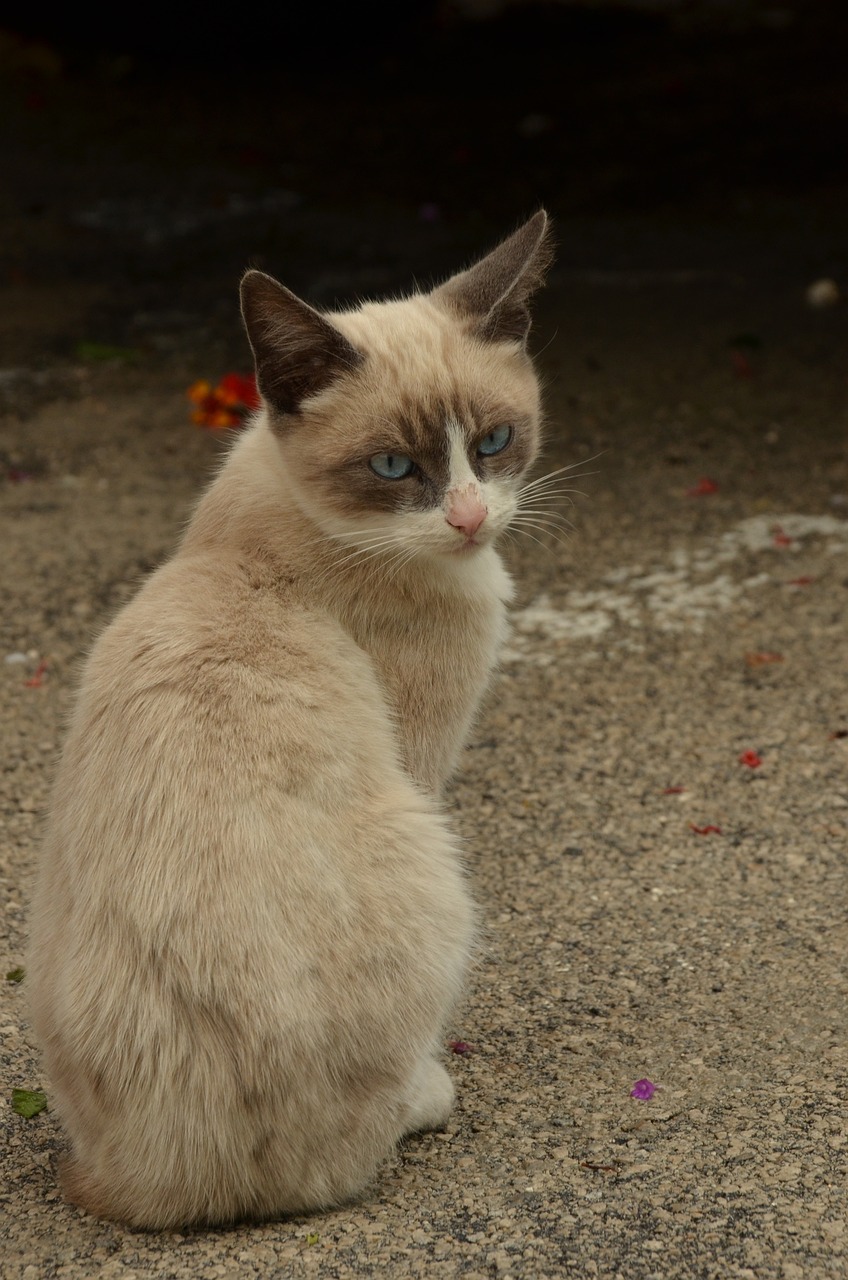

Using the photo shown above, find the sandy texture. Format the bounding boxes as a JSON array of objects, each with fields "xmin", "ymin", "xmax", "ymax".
[{"xmin": 2, "ymin": 12, "xmax": 847, "ymax": 1276}]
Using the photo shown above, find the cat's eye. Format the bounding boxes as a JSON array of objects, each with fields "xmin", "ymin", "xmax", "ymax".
[
  {"xmin": 369, "ymin": 452, "xmax": 415, "ymax": 480},
  {"xmin": 477, "ymin": 424, "xmax": 512, "ymax": 457}
]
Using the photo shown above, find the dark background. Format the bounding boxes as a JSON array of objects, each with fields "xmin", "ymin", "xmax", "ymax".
[{"xmin": 2, "ymin": 0, "xmax": 847, "ymax": 389}]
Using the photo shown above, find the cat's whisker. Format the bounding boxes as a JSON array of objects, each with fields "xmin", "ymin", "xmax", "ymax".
[
  {"xmin": 515, "ymin": 505, "xmax": 575, "ymax": 526},
  {"xmin": 516, "ymin": 499, "xmax": 576, "ymax": 517},
  {"xmin": 341, "ymin": 540, "xmax": 419, "ymax": 593},
  {"xmin": 512, "ymin": 508, "xmax": 573, "ymax": 529},
  {"xmin": 514, "ymin": 506, "xmax": 573, "ymax": 532},
  {"xmin": 518, "ymin": 489, "xmax": 589, "ymax": 510},
  {"xmin": 324, "ymin": 527, "xmax": 399, "ymax": 551},
  {"xmin": 532, "ymin": 326, "xmax": 559, "ymax": 358},
  {"xmin": 516, "ymin": 486, "xmax": 580, "ymax": 503},
  {"xmin": 515, "ymin": 488, "xmax": 588, "ymax": 509},
  {"xmin": 518, "ymin": 486, "xmax": 578, "ymax": 500},
  {"xmin": 383, "ymin": 548, "xmax": 420, "ymax": 589},
  {"xmin": 303, "ymin": 539, "xmax": 408, "ymax": 595},
  {"xmin": 517, "ymin": 478, "xmax": 595, "ymax": 501},
  {"xmin": 329, "ymin": 533, "xmax": 395, "ymax": 552},
  {"xmin": 516, "ymin": 460, "xmax": 602, "ymax": 497},
  {"xmin": 515, "ymin": 496, "xmax": 576, "ymax": 519},
  {"xmin": 346, "ymin": 536, "xmax": 421, "ymax": 585},
  {"xmin": 505, "ymin": 525, "xmax": 552, "ymax": 554},
  {"xmin": 522, "ymin": 448, "xmax": 606, "ymax": 480},
  {"xmin": 518, "ymin": 511, "xmax": 575, "ymax": 531},
  {"xmin": 312, "ymin": 546, "xmax": 405, "ymax": 592},
  {"xmin": 315, "ymin": 527, "xmax": 402, "ymax": 566},
  {"xmin": 510, "ymin": 516, "xmax": 572, "ymax": 548},
  {"xmin": 334, "ymin": 538, "xmax": 400, "ymax": 564},
  {"xmin": 309, "ymin": 546, "xmax": 392, "ymax": 582},
  {"xmin": 518, "ymin": 469, "xmax": 596, "ymax": 492}
]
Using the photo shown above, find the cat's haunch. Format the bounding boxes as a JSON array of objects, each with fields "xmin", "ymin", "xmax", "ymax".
[{"xmin": 27, "ymin": 212, "xmax": 553, "ymax": 1227}]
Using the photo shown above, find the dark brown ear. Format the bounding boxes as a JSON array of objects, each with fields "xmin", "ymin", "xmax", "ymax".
[
  {"xmin": 240, "ymin": 270, "xmax": 363, "ymax": 416},
  {"xmin": 431, "ymin": 210, "xmax": 553, "ymax": 345}
]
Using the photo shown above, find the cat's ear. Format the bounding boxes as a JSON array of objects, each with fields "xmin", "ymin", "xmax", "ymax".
[
  {"xmin": 240, "ymin": 270, "xmax": 363, "ymax": 416},
  {"xmin": 431, "ymin": 210, "xmax": 553, "ymax": 346}
]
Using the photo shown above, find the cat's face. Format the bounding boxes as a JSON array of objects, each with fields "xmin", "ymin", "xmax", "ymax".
[
  {"xmin": 240, "ymin": 211, "xmax": 552, "ymax": 571},
  {"xmin": 275, "ymin": 297, "xmax": 543, "ymax": 568}
]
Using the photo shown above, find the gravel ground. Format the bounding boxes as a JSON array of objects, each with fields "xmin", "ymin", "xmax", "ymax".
[{"xmin": 2, "ymin": 12, "xmax": 847, "ymax": 1278}]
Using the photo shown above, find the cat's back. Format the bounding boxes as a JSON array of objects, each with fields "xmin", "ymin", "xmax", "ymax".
[{"xmin": 53, "ymin": 544, "xmax": 401, "ymax": 844}]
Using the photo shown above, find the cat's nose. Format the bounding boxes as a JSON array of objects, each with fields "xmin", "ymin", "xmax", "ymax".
[{"xmin": 445, "ymin": 489, "xmax": 488, "ymax": 538}]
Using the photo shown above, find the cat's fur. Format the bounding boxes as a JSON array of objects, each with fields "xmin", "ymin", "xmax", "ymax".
[{"xmin": 27, "ymin": 212, "xmax": 552, "ymax": 1227}]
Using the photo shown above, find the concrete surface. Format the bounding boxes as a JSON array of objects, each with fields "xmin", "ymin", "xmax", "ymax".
[{"xmin": 1, "ymin": 10, "xmax": 847, "ymax": 1277}]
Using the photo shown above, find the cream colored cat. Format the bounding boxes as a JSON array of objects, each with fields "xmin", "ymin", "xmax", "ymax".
[{"xmin": 27, "ymin": 211, "xmax": 553, "ymax": 1227}]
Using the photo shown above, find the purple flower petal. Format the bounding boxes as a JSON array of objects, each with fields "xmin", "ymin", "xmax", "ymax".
[{"xmin": 630, "ymin": 1078, "xmax": 657, "ymax": 1101}]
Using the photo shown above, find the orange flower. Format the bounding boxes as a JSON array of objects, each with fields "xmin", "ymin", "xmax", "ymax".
[
  {"xmin": 187, "ymin": 373, "xmax": 260, "ymax": 429},
  {"xmin": 218, "ymin": 372, "xmax": 260, "ymax": 409},
  {"xmin": 187, "ymin": 379, "xmax": 213, "ymax": 406}
]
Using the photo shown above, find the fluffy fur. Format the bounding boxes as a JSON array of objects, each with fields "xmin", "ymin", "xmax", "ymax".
[{"xmin": 27, "ymin": 212, "xmax": 552, "ymax": 1227}]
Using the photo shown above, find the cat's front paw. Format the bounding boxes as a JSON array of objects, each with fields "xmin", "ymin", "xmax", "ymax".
[{"xmin": 402, "ymin": 1056, "xmax": 456, "ymax": 1135}]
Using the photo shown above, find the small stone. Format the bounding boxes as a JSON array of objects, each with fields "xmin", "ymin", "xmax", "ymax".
[{"xmin": 805, "ymin": 278, "xmax": 840, "ymax": 308}]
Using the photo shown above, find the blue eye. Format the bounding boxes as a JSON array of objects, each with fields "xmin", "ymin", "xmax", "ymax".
[
  {"xmin": 477, "ymin": 424, "xmax": 512, "ymax": 457},
  {"xmin": 369, "ymin": 452, "xmax": 414, "ymax": 480}
]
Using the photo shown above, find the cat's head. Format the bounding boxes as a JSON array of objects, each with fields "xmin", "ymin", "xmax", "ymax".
[{"xmin": 240, "ymin": 212, "xmax": 552, "ymax": 570}]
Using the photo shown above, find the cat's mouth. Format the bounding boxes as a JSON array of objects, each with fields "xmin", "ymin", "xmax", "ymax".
[{"xmin": 450, "ymin": 536, "xmax": 484, "ymax": 555}]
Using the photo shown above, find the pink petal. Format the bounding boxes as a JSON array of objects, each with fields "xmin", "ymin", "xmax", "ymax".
[{"xmin": 630, "ymin": 1078, "xmax": 658, "ymax": 1100}]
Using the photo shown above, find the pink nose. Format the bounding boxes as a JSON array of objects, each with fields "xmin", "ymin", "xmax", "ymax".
[{"xmin": 445, "ymin": 492, "xmax": 488, "ymax": 538}]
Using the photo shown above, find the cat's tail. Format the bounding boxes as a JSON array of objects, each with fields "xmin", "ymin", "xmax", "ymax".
[
  {"xmin": 59, "ymin": 1152, "xmax": 132, "ymax": 1226},
  {"xmin": 59, "ymin": 1150, "xmax": 254, "ymax": 1230}
]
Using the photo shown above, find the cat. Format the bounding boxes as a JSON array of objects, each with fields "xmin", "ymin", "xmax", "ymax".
[{"xmin": 26, "ymin": 210, "xmax": 553, "ymax": 1228}]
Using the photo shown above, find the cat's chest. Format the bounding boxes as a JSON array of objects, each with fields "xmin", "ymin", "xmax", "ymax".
[{"xmin": 345, "ymin": 554, "xmax": 512, "ymax": 792}]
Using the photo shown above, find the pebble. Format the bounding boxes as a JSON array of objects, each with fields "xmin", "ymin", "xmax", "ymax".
[{"xmin": 805, "ymin": 278, "xmax": 841, "ymax": 307}]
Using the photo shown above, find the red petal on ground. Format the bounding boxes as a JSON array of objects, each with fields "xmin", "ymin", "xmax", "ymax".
[
  {"xmin": 739, "ymin": 750, "xmax": 763, "ymax": 768},
  {"xmin": 686, "ymin": 476, "xmax": 719, "ymax": 496},
  {"xmin": 24, "ymin": 659, "xmax": 48, "ymax": 688},
  {"xmin": 744, "ymin": 651, "xmax": 784, "ymax": 666}
]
